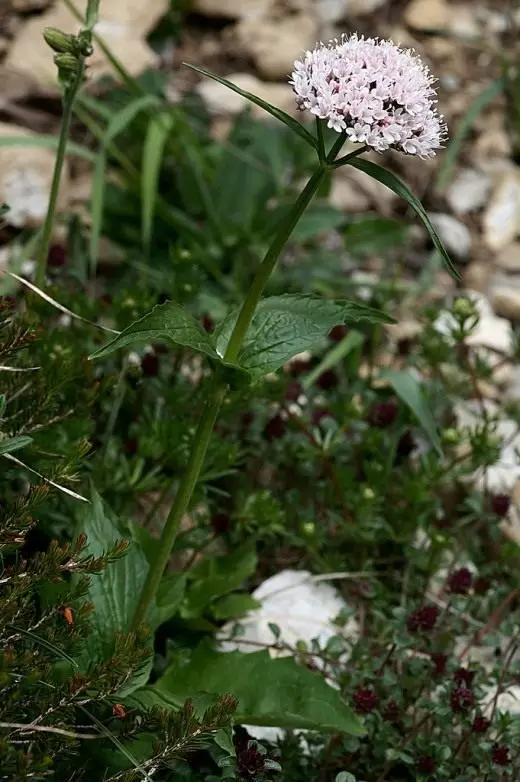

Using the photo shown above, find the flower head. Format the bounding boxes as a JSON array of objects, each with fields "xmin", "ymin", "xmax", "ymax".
[
  {"xmin": 353, "ymin": 686, "xmax": 378, "ymax": 713},
  {"xmin": 450, "ymin": 686, "xmax": 474, "ymax": 713},
  {"xmin": 291, "ymin": 34, "xmax": 446, "ymax": 157},
  {"xmin": 447, "ymin": 567, "xmax": 473, "ymax": 595},
  {"xmin": 407, "ymin": 604, "xmax": 439, "ymax": 633}
]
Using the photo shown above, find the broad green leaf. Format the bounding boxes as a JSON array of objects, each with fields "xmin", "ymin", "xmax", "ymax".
[
  {"xmin": 435, "ymin": 78, "xmax": 506, "ymax": 193},
  {"xmin": 182, "ymin": 543, "xmax": 257, "ymax": 618},
  {"xmin": 141, "ymin": 111, "xmax": 175, "ymax": 253},
  {"xmin": 185, "ymin": 64, "xmax": 318, "ymax": 151},
  {"xmin": 0, "ymin": 135, "xmax": 95, "ymax": 162},
  {"xmin": 347, "ymin": 158, "xmax": 460, "ymax": 280},
  {"xmin": 133, "ymin": 641, "xmax": 365, "ymax": 735},
  {"xmin": 343, "ymin": 217, "xmax": 408, "ymax": 255},
  {"xmin": 89, "ymin": 302, "xmax": 219, "ymax": 361},
  {"xmin": 85, "ymin": 0, "xmax": 101, "ymax": 29},
  {"xmin": 90, "ymin": 94, "xmax": 162, "ymax": 272},
  {"xmin": 381, "ymin": 369, "xmax": 443, "ymax": 457},
  {"xmin": 0, "ymin": 435, "xmax": 33, "ymax": 455},
  {"xmin": 210, "ymin": 593, "xmax": 261, "ymax": 620},
  {"xmin": 75, "ymin": 489, "xmax": 152, "ymax": 691},
  {"xmin": 216, "ymin": 294, "xmax": 394, "ymax": 379},
  {"xmin": 303, "ymin": 330, "xmax": 364, "ymax": 390}
]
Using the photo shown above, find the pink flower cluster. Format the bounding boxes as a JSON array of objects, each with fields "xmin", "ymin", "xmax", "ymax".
[{"xmin": 291, "ymin": 34, "xmax": 446, "ymax": 157}]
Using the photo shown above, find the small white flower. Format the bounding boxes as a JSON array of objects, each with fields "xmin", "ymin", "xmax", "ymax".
[{"xmin": 291, "ymin": 34, "xmax": 446, "ymax": 157}]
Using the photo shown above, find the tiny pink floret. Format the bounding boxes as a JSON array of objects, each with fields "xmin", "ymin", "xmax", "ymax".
[{"xmin": 291, "ymin": 34, "xmax": 447, "ymax": 158}]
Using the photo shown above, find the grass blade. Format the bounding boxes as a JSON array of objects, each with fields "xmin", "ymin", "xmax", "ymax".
[
  {"xmin": 0, "ymin": 135, "xmax": 95, "ymax": 162},
  {"xmin": 142, "ymin": 112, "xmax": 175, "ymax": 253},
  {"xmin": 381, "ymin": 369, "xmax": 443, "ymax": 457},
  {"xmin": 302, "ymin": 330, "xmax": 364, "ymax": 390}
]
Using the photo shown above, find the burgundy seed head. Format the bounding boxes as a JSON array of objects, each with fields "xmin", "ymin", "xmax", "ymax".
[
  {"xmin": 236, "ymin": 743, "xmax": 265, "ymax": 776},
  {"xmin": 201, "ymin": 313, "xmax": 215, "ymax": 333},
  {"xmin": 369, "ymin": 400, "xmax": 398, "ymax": 428},
  {"xmin": 417, "ymin": 756, "xmax": 437, "ymax": 774},
  {"xmin": 451, "ymin": 686, "xmax": 474, "ymax": 713},
  {"xmin": 395, "ymin": 430, "xmax": 416, "ymax": 461},
  {"xmin": 47, "ymin": 244, "xmax": 67, "ymax": 268},
  {"xmin": 352, "ymin": 687, "xmax": 378, "ymax": 714},
  {"xmin": 453, "ymin": 668, "xmax": 474, "ymax": 686},
  {"xmin": 431, "ymin": 652, "xmax": 448, "ymax": 676},
  {"xmin": 329, "ymin": 324, "xmax": 348, "ymax": 342},
  {"xmin": 491, "ymin": 744, "xmax": 510, "ymax": 766},
  {"xmin": 124, "ymin": 438, "xmax": 137, "ymax": 455},
  {"xmin": 263, "ymin": 414, "xmax": 287, "ymax": 441},
  {"xmin": 317, "ymin": 369, "xmax": 339, "ymax": 390},
  {"xmin": 141, "ymin": 352, "xmax": 159, "ymax": 377},
  {"xmin": 383, "ymin": 700, "xmax": 400, "ymax": 722},
  {"xmin": 447, "ymin": 567, "xmax": 473, "ymax": 595},
  {"xmin": 490, "ymin": 494, "xmax": 510, "ymax": 517},
  {"xmin": 211, "ymin": 513, "xmax": 231, "ymax": 535},
  {"xmin": 472, "ymin": 715, "xmax": 491, "ymax": 734},
  {"xmin": 407, "ymin": 604, "xmax": 439, "ymax": 633}
]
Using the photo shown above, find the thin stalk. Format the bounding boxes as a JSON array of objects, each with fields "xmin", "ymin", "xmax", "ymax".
[
  {"xmin": 36, "ymin": 69, "xmax": 84, "ymax": 287},
  {"xmin": 131, "ymin": 162, "xmax": 329, "ymax": 629}
]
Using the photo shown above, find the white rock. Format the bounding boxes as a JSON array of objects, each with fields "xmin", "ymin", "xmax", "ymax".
[
  {"xmin": 192, "ymin": 0, "xmax": 273, "ymax": 18},
  {"xmin": 429, "ymin": 213, "xmax": 471, "ymax": 259},
  {"xmin": 234, "ymin": 13, "xmax": 318, "ymax": 80},
  {"xmin": 495, "ymin": 243, "xmax": 520, "ymax": 273},
  {"xmin": 446, "ymin": 168, "xmax": 491, "ymax": 214},
  {"xmin": 481, "ymin": 685, "xmax": 520, "ymax": 717},
  {"xmin": 404, "ymin": 0, "xmax": 451, "ymax": 30},
  {"xmin": 315, "ymin": 0, "xmax": 348, "ymax": 24},
  {"xmin": 219, "ymin": 569, "xmax": 358, "ymax": 660},
  {"xmin": 197, "ymin": 72, "xmax": 294, "ymax": 117},
  {"xmin": 491, "ymin": 289, "xmax": 520, "ymax": 322},
  {"xmin": 448, "ymin": 5, "xmax": 481, "ymax": 37},
  {"xmin": 5, "ymin": 1, "xmax": 166, "ymax": 90},
  {"xmin": 483, "ymin": 173, "xmax": 520, "ymax": 251},
  {"xmin": 0, "ymin": 123, "xmax": 69, "ymax": 228},
  {"xmin": 348, "ymin": 0, "xmax": 390, "ymax": 14}
]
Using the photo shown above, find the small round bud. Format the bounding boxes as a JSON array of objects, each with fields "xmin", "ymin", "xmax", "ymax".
[
  {"xmin": 43, "ymin": 27, "xmax": 76, "ymax": 55},
  {"xmin": 442, "ymin": 427, "xmax": 460, "ymax": 445},
  {"xmin": 302, "ymin": 522, "xmax": 315, "ymax": 536},
  {"xmin": 54, "ymin": 53, "xmax": 80, "ymax": 74},
  {"xmin": 362, "ymin": 487, "xmax": 376, "ymax": 501},
  {"xmin": 453, "ymin": 297, "xmax": 477, "ymax": 321}
]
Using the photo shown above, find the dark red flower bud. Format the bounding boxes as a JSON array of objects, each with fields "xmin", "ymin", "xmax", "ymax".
[
  {"xmin": 447, "ymin": 567, "xmax": 473, "ymax": 595},
  {"xmin": 383, "ymin": 700, "xmax": 400, "ymax": 722},
  {"xmin": 352, "ymin": 687, "xmax": 378, "ymax": 714},
  {"xmin": 369, "ymin": 401, "xmax": 398, "ymax": 428},
  {"xmin": 453, "ymin": 668, "xmax": 475, "ymax": 686},
  {"xmin": 48, "ymin": 244, "xmax": 67, "ymax": 268},
  {"xmin": 395, "ymin": 430, "xmax": 416, "ymax": 461},
  {"xmin": 124, "ymin": 438, "xmax": 137, "ymax": 455},
  {"xmin": 141, "ymin": 352, "xmax": 159, "ymax": 377},
  {"xmin": 417, "ymin": 756, "xmax": 437, "ymax": 774},
  {"xmin": 211, "ymin": 513, "xmax": 231, "ymax": 535},
  {"xmin": 407, "ymin": 604, "xmax": 439, "ymax": 633},
  {"xmin": 263, "ymin": 414, "xmax": 286, "ymax": 441},
  {"xmin": 472, "ymin": 715, "xmax": 490, "ymax": 734},
  {"xmin": 491, "ymin": 744, "xmax": 510, "ymax": 766},
  {"xmin": 431, "ymin": 652, "xmax": 448, "ymax": 676},
  {"xmin": 201, "ymin": 313, "xmax": 215, "ymax": 333},
  {"xmin": 490, "ymin": 494, "xmax": 510, "ymax": 517},
  {"xmin": 317, "ymin": 369, "xmax": 339, "ymax": 390},
  {"xmin": 474, "ymin": 576, "xmax": 491, "ymax": 595},
  {"xmin": 329, "ymin": 324, "xmax": 348, "ymax": 342},
  {"xmin": 450, "ymin": 686, "xmax": 474, "ymax": 713}
]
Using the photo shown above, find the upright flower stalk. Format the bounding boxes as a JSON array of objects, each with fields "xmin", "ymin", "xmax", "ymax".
[
  {"xmin": 130, "ymin": 34, "xmax": 448, "ymax": 628},
  {"xmin": 36, "ymin": 1, "xmax": 99, "ymax": 287}
]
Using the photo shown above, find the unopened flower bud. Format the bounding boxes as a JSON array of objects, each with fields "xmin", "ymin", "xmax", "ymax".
[
  {"xmin": 442, "ymin": 427, "xmax": 460, "ymax": 445},
  {"xmin": 453, "ymin": 297, "xmax": 477, "ymax": 321},
  {"xmin": 43, "ymin": 27, "xmax": 76, "ymax": 55},
  {"xmin": 54, "ymin": 52, "xmax": 80, "ymax": 74}
]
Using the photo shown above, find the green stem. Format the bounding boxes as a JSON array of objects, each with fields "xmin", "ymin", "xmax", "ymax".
[
  {"xmin": 131, "ymin": 163, "xmax": 328, "ymax": 629},
  {"xmin": 36, "ymin": 68, "xmax": 84, "ymax": 288}
]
